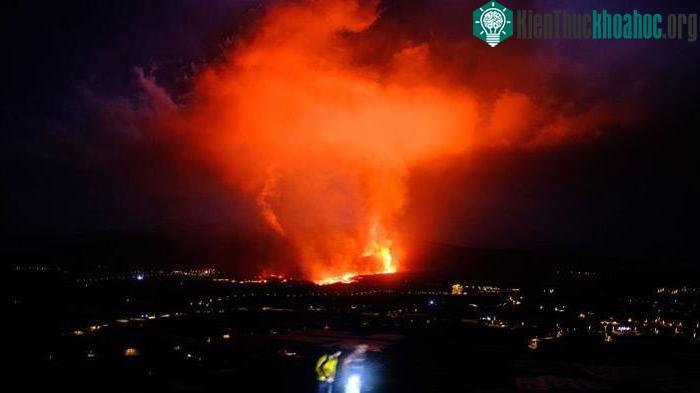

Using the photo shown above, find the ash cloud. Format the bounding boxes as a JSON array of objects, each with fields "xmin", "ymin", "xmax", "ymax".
[{"xmin": 141, "ymin": 0, "xmax": 639, "ymax": 280}]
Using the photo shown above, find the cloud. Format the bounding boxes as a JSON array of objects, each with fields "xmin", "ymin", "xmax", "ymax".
[{"xmin": 139, "ymin": 0, "xmax": 642, "ymax": 279}]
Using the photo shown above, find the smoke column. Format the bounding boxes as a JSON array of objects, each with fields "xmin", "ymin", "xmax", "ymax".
[{"xmin": 150, "ymin": 0, "xmax": 632, "ymax": 282}]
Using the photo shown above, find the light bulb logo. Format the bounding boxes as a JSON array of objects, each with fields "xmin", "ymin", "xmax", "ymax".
[
  {"xmin": 481, "ymin": 9, "xmax": 506, "ymax": 46},
  {"xmin": 473, "ymin": 1, "xmax": 513, "ymax": 47}
]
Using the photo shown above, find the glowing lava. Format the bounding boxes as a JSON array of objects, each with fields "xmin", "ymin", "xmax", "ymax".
[
  {"xmin": 315, "ymin": 224, "xmax": 397, "ymax": 285},
  {"xmin": 363, "ymin": 241, "xmax": 397, "ymax": 274},
  {"xmin": 315, "ymin": 273, "xmax": 358, "ymax": 286}
]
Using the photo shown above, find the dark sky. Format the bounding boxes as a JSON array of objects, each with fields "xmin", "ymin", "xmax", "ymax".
[{"xmin": 2, "ymin": 0, "xmax": 699, "ymax": 269}]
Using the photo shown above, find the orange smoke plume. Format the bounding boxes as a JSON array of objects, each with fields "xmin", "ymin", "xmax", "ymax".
[
  {"xmin": 149, "ymin": 0, "xmax": 633, "ymax": 282},
  {"xmin": 157, "ymin": 0, "xmax": 479, "ymax": 282}
]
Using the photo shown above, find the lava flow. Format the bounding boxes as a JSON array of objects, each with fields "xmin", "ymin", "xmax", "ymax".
[{"xmin": 317, "ymin": 233, "xmax": 397, "ymax": 285}]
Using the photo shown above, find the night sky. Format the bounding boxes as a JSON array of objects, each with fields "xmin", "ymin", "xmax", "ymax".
[{"xmin": 2, "ymin": 0, "xmax": 699, "ymax": 274}]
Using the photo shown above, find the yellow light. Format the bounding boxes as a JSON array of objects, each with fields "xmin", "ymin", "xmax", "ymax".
[
  {"xmin": 364, "ymin": 241, "xmax": 396, "ymax": 274},
  {"xmin": 361, "ymin": 226, "xmax": 398, "ymax": 275},
  {"xmin": 379, "ymin": 245, "xmax": 396, "ymax": 274},
  {"xmin": 123, "ymin": 347, "xmax": 139, "ymax": 357},
  {"xmin": 316, "ymin": 273, "xmax": 357, "ymax": 285}
]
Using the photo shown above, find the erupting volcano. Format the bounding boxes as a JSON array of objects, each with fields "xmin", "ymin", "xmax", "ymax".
[
  {"xmin": 154, "ymin": 0, "xmax": 480, "ymax": 283},
  {"xmin": 148, "ymin": 0, "xmax": 623, "ymax": 283}
]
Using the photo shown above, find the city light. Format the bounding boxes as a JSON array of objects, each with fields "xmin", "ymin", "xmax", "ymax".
[{"xmin": 123, "ymin": 348, "xmax": 139, "ymax": 357}]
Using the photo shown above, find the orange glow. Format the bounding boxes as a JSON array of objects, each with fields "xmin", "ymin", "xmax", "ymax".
[
  {"xmin": 156, "ymin": 0, "xmax": 479, "ymax": 282},
  {"xmin": 149, "ymin": 0, "xmax": 630, "ymax": 283},
  {"xmin": 316, "ymin": 232, "xmax": 396, "ymax": 285},
  {"xmin": 316, "ymin": 273, "xmax": 357, "ymax": 286}
]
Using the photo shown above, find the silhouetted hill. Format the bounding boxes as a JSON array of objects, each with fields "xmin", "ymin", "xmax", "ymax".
[{"xmin": 4, "ymin": 228, "xmax": 698, "ymax": 287}]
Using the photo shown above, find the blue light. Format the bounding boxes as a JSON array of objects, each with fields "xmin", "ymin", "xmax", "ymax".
[{"xmin": 345, "ymin": 374, "xmax": 361, "ymax": 393}]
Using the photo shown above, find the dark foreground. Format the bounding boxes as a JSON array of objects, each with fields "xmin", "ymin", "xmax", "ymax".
[{"xmin": 9, "ymin": 268, "xmax": 700, "ymax": 392}]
